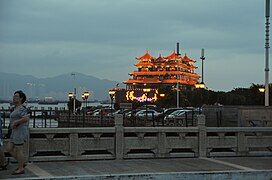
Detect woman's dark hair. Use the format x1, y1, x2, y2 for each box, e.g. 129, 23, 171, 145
14, 90, 27, 104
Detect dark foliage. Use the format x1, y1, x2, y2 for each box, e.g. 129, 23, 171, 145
154, 83, 270, 108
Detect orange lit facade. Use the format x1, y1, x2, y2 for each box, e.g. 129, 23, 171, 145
124, 50, 200, 89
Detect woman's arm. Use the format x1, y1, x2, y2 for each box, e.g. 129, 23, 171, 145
12, 114, 30, 129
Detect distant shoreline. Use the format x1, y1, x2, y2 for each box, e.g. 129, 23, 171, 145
0, 100, 104, 104
0, 102, 111, 110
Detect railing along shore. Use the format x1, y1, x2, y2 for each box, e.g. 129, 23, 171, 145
2, 114, 272, 162
1, 108, 199, 128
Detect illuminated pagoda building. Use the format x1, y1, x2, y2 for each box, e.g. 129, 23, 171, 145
124, 48, 200, 90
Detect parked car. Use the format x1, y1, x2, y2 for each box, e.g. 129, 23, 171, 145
92, 108, 116, 116
163, 108, 184, 114
124, 109, 142, 118
163, 109, 186, 120
164, 109, 198, 126
157, 108, 184, 120
135, 109, 160, 120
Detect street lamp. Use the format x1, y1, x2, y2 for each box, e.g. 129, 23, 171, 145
176, 80, 180, 108
259, 87, 265, 105
68, 92, 75, 113
194, 49, 206, 89
200, 48, 206, 84
264, 0, 270, 106
81, 91, 90, 109
259, 87, 265, 93
143, 88, 151, 121
195, 82, 205, 113
108, 90, 116, 115
195, 82, 205, 89
194, 48, 206, 113
68, 92, 74, 98
71, 73, 77, 114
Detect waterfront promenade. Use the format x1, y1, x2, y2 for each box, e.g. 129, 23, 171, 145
1, 157, 272, 179
1, 110, 272, 179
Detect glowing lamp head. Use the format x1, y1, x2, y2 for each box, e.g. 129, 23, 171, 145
195, 82, 205, 89
259, 87, 265, 93
108, 90, 116, 95
84, 91, 90, 97
108, 90, 116, 100
82, 91, 90, 100
68, 93, 74, 98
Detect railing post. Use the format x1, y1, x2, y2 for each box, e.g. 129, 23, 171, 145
237, 132, 246, 156
197, 114, 207, 157
157, 132, 168, 158
70, 132, 78, 159
115, 114, 124, 160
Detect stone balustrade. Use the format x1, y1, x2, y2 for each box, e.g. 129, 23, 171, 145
3, 114, 272, 162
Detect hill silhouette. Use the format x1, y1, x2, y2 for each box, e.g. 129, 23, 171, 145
0, 72, 122, 101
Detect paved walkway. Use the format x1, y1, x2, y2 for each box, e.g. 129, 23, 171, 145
0, 157, 272, 179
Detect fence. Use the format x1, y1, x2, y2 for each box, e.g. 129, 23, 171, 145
2, 114, 272, 162
1, 108, 62, 128
2, 106, 272, 128
57, 110, 199, 127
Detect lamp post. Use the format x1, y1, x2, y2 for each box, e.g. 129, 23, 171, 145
68, 92, 74, 98
194, 48, 206, 113
68, 92, 74, 127
265, 0, 270, 106
71, 73, 77, 113
81, 91, 90, 109
68, 92, 74, 113
259, 87, 265, 93
143, 88, 151, 121
259, 87, 265, 105
195, 82, 205, 113
195, 82, 205, 89
200, 48, 206, 84
81, 94, 85, 104
108, 90, 116, 115
176, 42, 181, 108
176, 80, 179, 108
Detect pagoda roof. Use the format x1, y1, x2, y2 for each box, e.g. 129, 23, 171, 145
129, 71, 200, 78
124, 78, 198, 85
134, 62, 154, 67
187, 79, 198, 84
136, 51, 155, 60
188, 64, 198, 69
164, 50, 183, 60
183, 54, 196, 62
124, 79, 162, 84
162, 79, 188, 84
155, 54, 165, 62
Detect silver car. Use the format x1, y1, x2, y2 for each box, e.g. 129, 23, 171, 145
164, 109, 198, 126
135, 109, 160, 120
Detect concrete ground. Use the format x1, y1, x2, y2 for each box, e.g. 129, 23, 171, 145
0, 157, 272, 180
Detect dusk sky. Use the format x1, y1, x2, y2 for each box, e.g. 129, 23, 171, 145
0, 0, 268, 91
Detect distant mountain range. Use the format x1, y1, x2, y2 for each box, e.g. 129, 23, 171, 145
0, 72, 123, 101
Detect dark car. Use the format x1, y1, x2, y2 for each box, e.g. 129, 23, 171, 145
164, 109, 198, 126
156, 108, 183, 120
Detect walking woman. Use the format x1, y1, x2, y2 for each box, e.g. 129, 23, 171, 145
7, 90, 29, 175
